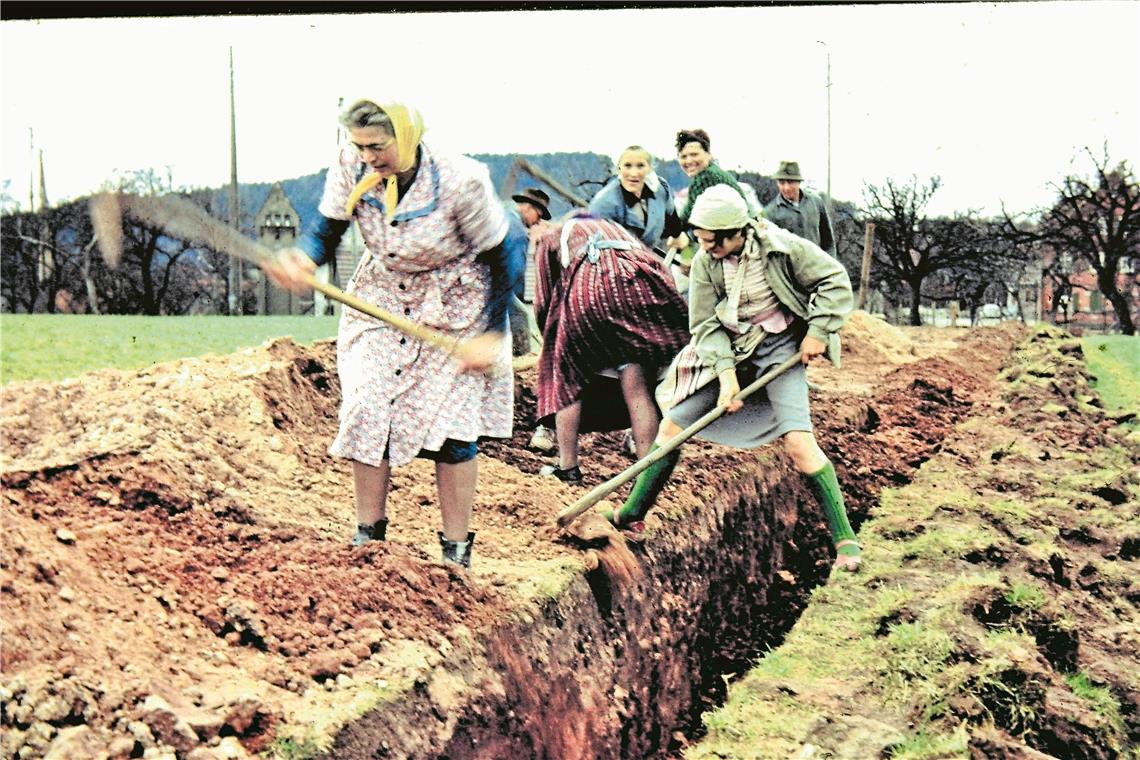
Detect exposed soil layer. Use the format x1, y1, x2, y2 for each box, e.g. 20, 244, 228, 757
2, 314, 1023, 758
687, 327, 1139, 759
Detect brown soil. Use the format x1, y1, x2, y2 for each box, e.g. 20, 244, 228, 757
2, 313, 1028, 758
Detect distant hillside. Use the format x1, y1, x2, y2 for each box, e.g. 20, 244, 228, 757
211, 152, 696, 233
209, 151, 863, 235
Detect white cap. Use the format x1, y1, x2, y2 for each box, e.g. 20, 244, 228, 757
689, 184, 749, 230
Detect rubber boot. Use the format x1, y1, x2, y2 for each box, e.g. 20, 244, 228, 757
806, 461, 862, 572
352, 518, 388, 546
439, 531, 475, 569
602, 445, 681, 530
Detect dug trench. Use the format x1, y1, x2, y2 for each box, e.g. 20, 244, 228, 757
1, 314, 1019, 759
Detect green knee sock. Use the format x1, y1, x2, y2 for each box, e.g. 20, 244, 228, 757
611, 444, 681, 525
806, 461, 859, 554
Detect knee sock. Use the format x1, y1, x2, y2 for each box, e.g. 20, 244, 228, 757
613, 444, 681, 525
806, 461, 859, 555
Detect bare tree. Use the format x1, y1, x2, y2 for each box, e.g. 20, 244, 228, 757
859, 176, 988, 325
1, 212, 45, 312
931, 219, 1042, 323
97, 171, 229, 315
0, 203, 93, 313
1006, 146, 1138, 334
1, 173, 230, 315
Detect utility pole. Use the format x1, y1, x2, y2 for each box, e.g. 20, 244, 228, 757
816, 40, 833, 222
28, 128, 34, 212
857, 223, 875, 310
228, 46, 242, 316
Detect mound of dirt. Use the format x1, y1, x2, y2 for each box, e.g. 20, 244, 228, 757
838, 310, 917, 364
1, 322, 1028, 758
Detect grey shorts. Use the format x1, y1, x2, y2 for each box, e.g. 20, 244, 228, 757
665, 325, 812, 449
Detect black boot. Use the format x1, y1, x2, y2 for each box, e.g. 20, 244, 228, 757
352, 518, 388, 546
538, 464, 583, 484
439, 531, 475, 568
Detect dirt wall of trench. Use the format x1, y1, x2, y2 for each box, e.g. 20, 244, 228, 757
323, 453, 834, 759
1, 315, 1020, 759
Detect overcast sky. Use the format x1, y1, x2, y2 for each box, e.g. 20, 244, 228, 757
2, 2, 1137, 217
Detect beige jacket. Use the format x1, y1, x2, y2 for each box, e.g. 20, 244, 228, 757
687, 218, 853, 375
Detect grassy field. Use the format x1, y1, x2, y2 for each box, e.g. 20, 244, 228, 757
0, 314, 339, 385
687, 330, 1137, 760
1080, 334, 1139, 415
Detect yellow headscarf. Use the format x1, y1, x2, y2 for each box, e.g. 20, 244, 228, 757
342, 100, 425, 221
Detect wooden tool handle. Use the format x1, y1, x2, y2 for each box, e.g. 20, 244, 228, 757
554, 354, 802, 527
301, 273, 461, 353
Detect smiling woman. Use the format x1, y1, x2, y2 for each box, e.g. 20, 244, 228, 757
587, 145, 683, 250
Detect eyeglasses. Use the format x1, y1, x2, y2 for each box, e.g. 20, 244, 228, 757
350, 138, 395, 155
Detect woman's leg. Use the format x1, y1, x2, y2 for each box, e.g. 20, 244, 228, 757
555, 400, 582, 470
436, 458, 477, 542
604, 414, 684, 528
783, 431, 861, 571
656, 416, 684, 445
352, 460, 390, 543
782, 430, 827, 474
619, 364, 660, 459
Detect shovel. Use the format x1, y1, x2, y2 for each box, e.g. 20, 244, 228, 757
89, 191, 533, 367
554, 353, 802, 527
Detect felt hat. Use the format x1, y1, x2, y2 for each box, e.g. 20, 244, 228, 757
772, 160, 804, 181
511, 187, 552, 220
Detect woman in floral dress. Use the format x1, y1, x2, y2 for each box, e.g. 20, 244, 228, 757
267, 98, 523, 568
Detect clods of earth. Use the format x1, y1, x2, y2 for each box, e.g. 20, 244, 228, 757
2, 313, 1135, 758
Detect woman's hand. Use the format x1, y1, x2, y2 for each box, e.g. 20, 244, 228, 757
800, 335, 827, 365
261, 248, 317, 294
666, 232, 690, 252
718, 368, 743, 413
454, 331, 505, 373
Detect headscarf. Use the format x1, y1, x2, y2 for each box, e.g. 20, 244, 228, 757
689, 183, 749, 230
343, 100, 426, 221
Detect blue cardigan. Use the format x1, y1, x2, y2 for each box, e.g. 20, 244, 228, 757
588, 177, 681, 249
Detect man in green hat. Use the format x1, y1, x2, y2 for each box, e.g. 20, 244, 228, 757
763, 161, 836, 257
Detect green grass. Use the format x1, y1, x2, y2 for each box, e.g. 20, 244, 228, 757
1081, 335, 1139, 414
888, 726, 969, 759
0, 314, 339, 384
685, 330, 1136, 760
264, 735, 321, 760
1064, 671, 1126, 738
1003, 582, 1046, 612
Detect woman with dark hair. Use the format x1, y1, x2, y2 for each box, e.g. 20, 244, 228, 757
603, 184, 862, 573
674, 129, 760, 222
668, 129, 761, 295
265, 98, 524, 569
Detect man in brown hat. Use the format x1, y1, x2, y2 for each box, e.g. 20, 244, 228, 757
512, 187, 552, 228
509, 188, 558, 452
763, 161, 836, 256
